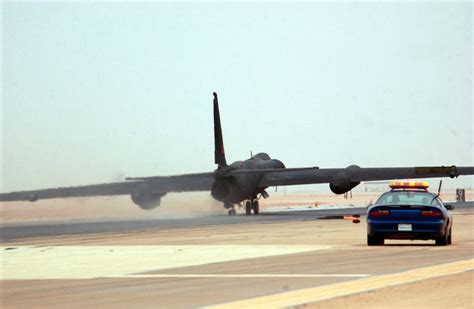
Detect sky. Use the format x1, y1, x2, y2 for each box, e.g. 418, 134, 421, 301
1, 1, 473, 193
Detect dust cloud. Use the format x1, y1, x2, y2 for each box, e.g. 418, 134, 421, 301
151, 193, 224, 218
0, 192, 224, 224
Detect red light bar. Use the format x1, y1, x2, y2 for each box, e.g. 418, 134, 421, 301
390, 181, 429, 189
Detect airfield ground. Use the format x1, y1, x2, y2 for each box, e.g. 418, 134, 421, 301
1, 193, 473, 308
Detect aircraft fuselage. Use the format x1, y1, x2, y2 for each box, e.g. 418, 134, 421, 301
211, 152, 285, 205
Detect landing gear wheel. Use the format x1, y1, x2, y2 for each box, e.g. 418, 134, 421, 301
245, 201, 252, 215
252, 200, 259, 215
228, 208, 236, 216
367, 235, 384, 246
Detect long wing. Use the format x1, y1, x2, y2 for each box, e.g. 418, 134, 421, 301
256, 166, 474, 187
0, 172, 215, 202
1, 166, 472, 202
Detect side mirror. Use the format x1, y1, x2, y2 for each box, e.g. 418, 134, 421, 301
445, 204, 455, 210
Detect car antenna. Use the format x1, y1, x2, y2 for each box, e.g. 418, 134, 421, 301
437, 180, 443, 197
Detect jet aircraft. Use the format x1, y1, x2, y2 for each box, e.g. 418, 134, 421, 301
1, 92, 473, 215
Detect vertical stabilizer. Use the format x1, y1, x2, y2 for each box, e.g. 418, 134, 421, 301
213, 92, 227, 167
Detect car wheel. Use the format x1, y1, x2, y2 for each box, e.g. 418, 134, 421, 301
367, 235, 384, 246
447, 228, 452, 245
435, 232, 448, 246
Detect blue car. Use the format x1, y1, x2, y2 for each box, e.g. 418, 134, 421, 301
366, 182, 454, 246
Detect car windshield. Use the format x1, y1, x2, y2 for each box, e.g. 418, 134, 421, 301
376, 191, 440, 206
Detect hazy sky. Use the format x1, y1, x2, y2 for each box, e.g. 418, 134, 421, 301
2, 1, 473, 192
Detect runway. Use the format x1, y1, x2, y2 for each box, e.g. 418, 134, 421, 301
0, 207, 367, 241
1, 205, 473, 308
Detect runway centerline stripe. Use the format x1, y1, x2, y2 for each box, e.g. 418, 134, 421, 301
108, 274, 370, 279
205, 258, 474, 309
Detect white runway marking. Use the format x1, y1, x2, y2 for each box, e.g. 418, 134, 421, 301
0, 245, 332, 280
111, 274, 369, 279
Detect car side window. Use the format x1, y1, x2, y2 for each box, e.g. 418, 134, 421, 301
436, 198, 444, 207
375, 194, 389, 205
430, 197, 441, 206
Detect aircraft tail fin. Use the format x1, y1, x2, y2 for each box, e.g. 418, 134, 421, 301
213, 92, 227, 167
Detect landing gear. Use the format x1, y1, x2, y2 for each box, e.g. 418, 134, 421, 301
244, 198, 260, 215
245, 201, 252, 215
225, 203, 236, 216
252, 200, 259, 215
227, 196, 261, 216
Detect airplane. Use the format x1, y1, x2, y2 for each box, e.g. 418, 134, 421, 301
1, 92, 473, 215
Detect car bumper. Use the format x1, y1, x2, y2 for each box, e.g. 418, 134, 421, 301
367, 219, 447, 240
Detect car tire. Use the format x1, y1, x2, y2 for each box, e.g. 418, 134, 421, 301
447, 228, 452, 245
367, 235, 384, 246
435, 232, 449, 246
